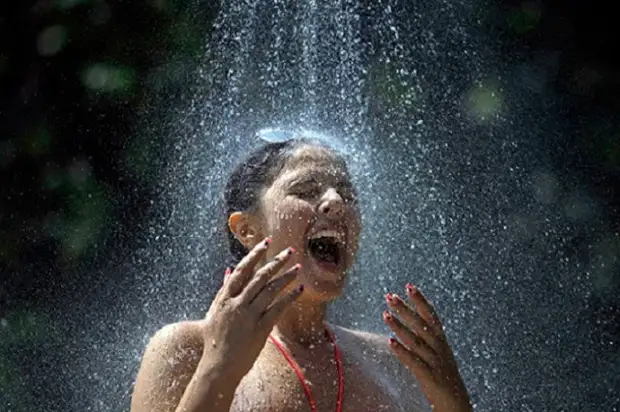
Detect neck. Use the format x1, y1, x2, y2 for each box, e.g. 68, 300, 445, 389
272, 298, 328, 347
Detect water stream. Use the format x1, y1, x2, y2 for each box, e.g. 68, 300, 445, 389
47, 1, 619, 411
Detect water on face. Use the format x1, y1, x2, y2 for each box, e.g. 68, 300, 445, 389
36, 1, 619, 411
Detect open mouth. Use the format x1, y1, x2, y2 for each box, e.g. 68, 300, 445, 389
306, 229, 345, 270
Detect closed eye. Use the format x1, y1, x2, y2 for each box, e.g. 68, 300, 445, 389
290, 181, 357, 203
292, 185, 321, 199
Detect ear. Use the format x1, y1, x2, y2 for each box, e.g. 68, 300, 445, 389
228, 212, 262, 249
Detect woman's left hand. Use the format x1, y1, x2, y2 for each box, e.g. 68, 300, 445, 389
383, 284, 472, 412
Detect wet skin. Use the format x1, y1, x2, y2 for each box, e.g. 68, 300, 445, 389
130, 145, 471, 412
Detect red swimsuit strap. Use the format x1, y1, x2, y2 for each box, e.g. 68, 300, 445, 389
268, 325, 344, 412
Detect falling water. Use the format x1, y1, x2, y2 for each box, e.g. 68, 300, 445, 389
47, 1, 620, 411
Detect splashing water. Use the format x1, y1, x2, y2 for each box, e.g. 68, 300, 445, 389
257, 128, 351, 156
44, 1, 620, 412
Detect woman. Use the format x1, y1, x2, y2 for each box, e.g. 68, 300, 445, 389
131, 137, 472, 412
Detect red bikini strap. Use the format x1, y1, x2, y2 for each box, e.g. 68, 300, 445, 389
325, 327, 344, 412
268, 334, 318, 412
268, 325, 344, 412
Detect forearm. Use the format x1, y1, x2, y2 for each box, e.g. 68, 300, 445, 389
175, 356, 241, 412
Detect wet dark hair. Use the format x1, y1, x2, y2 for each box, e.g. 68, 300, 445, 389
224, 138, 333, 263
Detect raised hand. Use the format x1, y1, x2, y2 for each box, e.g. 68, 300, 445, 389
202, 238, 303, 382
383, 284, 472, 412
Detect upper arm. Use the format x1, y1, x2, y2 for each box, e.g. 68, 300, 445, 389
130, 322, 204, 412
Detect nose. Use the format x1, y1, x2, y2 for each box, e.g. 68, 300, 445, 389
317, 188, 345, 219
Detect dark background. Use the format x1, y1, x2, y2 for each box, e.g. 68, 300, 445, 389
1, 0, 619, 411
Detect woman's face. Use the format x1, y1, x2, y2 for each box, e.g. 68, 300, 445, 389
259, 144, 361, 301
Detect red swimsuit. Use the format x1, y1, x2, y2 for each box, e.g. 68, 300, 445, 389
268, 326, 344, 412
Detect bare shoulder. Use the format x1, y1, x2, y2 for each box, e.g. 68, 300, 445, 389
150, 320, 205, 352
332, 325, 431, 412
131, 320, 205, 412
143, 320, 206, 368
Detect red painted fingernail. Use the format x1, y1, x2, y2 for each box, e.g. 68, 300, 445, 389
389, 337, 397, 346
383, 311, 392, 321
406, 283, 415, 293
293, 263, 302, 270
264, 237, 272, 246
385, 293, 392, 303
224, 267, 231, 277
288, 247, 295, 255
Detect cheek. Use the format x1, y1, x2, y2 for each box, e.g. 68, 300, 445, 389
270, 198, 315, 238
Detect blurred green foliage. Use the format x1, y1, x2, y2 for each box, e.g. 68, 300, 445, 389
506, 2, 542, 34
0, 1, 219, 409
0, 0, 217, 271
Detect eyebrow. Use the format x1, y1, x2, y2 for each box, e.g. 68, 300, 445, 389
287, 173, 352, 189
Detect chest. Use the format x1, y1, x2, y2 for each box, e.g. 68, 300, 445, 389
232, 344, 404, 412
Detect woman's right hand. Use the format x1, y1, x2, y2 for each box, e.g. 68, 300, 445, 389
201, 237, 302, 382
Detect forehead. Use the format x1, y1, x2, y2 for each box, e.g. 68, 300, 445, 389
278, 145, 348, 184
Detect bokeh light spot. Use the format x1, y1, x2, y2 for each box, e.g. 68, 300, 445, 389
82, 63, 135, 94
67, 158, 93, 185
466, 83, 502, 121
37, 25, 68, 56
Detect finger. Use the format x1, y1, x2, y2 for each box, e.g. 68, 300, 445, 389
386, 293, 443, 349
383, 310, 438, 367
239, 247, 295, 305
406, 284, 444, 337
259, 284, 305, 328
247, 263, 301, 310
212, 267, 232, 307
389, 337, 435, 387
224, 237, 271, 297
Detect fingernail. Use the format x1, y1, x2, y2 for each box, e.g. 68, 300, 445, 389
293, 263, 302, 270
383, 310, 392, 321
406, 283, 415, 293
287, 247, 295, 255
224, 267, 231, 277
264, 237, 272, 246
389, 337, 397, 346
386, 293, 397, 304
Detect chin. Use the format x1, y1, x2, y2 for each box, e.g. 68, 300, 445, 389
301, 282, 345, 303
299, 255, 348, 302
